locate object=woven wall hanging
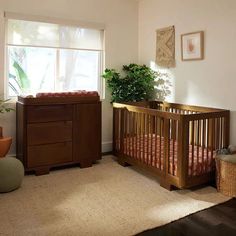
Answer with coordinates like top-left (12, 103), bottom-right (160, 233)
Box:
top-left (156, 25), bottom-right (175, 68)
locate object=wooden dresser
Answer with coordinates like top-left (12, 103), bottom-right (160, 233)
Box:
top-left (16, 95), bottom-right (101, 175)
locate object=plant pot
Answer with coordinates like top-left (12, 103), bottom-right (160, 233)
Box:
top-left (0, 137), bottom-right (12, 158)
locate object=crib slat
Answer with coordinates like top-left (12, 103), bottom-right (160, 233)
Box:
top-left (133, 112), bottom-right (135, 158)
top-left (197, 120), bottom-right (200, 174)
top-left (127, 110), bottom-right (129, 155)
top-left (131, 112), bottom-right (134, 157)
top-left (118, 108), bottom-right (121, 151)
top-left (202, 119), bottom-right (206, 173)
top-left (127, 110), bottom-right (130, 156)
top-left (138, 113), bottom-right (141, 159)
top-left (159, 118), bottom-right (162, 170)
top-left (132, 112), bottom-right (135, 157)
top-left (172, 119), bottom-right (176, 175)
top-left (135, 112), bottom-right (138, 160)
top-left (218, 118), bottom-right (221, 149)
top-left (124, 109), bottom-right (127, 156)
top-left (154, 116), bottom-right (157, 167)
top-left (211, 119), bottom-right (215, 168)
top-left (220, 117), bottom-right (223, 148)
top-left (154, 116), bottom-right (157, 168)
top-left (131, 112), bottom-right (133, 156)
top-left (215, 118), bottom-right (219, 150)
top-left (155, 116), bottom-right (159, 168)
top-left (150, 115), bottom-right (153, 166)
top-left (140, 112), bottom-right (143, 161)
top-left (143, 113), bottom-right (146, 164)
top-left (137, 112), bottom-right (140, 161)
top-left (219, 117), bottom-right (222, 149)
top-left (147, 114), bottom-right (150, 165)
top-left (137, 112), bottom-right (141, 161)
top-left (221, 117), bottom-right (223, 148)
top-left (145, 113), bottom-right (148, 164)
top-left (128, 110), bottom-right (130, 156)
top-left (191, 121), bottom-right (195, 176)
top-left (120, 109), bottom-right (125, 154)
top-left (136, 113), bottom-right (139, 156)
top-left (113, 108), bottom-right (117, 152)
top-left (112, 108), bottom-right (115, 152)
top-left (217, 118), bottom-right (220, 149)
top-left (164, 119), bottom-right (170, 174)
top-left (117, 109), bottom-right (121, 151)
top-left (224, 111), bottom-right (230, 148)
top-left (206, 119), bottom-right (210, 171)
top-left (222, 117), bottom-right (225, 148)
top-left (200, 120), bottom-right (203, 173)
top-left (118, 109), bottom-right (121, 151)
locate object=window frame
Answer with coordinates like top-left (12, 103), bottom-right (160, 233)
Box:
top-left (4, 12), bottom-right (105, 99)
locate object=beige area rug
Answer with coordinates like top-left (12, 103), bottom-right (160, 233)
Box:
top-left (0, 155), bottom-right (230, 236)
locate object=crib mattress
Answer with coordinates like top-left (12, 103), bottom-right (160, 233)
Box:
top-left (121, 134), bottom-right (216, 176)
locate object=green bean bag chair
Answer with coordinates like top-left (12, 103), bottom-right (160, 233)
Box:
top-left (0, 157), bottom-right (24, 193)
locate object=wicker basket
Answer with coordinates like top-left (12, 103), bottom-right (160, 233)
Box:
top-left (216, 155), bottom-right (236, 197)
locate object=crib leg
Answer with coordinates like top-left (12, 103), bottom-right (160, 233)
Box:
top-left (160, 178), bottom-right (174, 191)
top-left (117, 158), bottom-right (130, 167)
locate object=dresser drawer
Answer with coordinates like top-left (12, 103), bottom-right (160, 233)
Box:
top-left (27, 142), bottom-right (72, 168)
top-left (27, 105), bottom-right (72, 123)
top-left (27, 121), bottom-right (72, 145)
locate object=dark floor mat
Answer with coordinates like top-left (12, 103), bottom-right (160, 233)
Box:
top-left (136, 198), bottom-right (236, 236)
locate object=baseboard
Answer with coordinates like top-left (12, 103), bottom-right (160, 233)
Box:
top-left (7, 154), bottom-right (16, 157)
top-left (8, 141), bottom-right (113, 158)
top-left (102, 141), bottom-right (112, 153)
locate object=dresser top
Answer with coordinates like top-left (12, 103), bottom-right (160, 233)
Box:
top-left (17, 95), bottom-right (100, 105)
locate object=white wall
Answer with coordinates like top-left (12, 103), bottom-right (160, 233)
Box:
top-left (0, 0), bottom-right (139, 154)
top-left (3, 0), bottom-right (236, 153)
top-left (139, 0), bottom-right (236, 144)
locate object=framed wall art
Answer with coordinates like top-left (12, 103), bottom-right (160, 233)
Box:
top-left (181, 31), bottom-right (204, 61)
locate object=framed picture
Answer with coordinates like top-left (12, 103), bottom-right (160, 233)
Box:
top-left (181, 31), bottom-right (204, 61)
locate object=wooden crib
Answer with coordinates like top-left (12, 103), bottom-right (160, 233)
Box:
top-left (113, 101), bottom-right (230, 190)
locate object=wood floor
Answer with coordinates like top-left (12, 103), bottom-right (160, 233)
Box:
top-left (136, 198), bottom-right (236, 236)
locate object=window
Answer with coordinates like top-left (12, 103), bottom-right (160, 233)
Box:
top-left (6, 18), bottom-right (104, 97)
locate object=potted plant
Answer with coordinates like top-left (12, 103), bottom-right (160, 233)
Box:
top-left (0, 99), bottom-right (14, 157)
top-left (102, 63), bottom-right (171, 102)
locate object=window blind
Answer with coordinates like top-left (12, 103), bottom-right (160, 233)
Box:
top-left (7, 19), bottom-right (104, 50)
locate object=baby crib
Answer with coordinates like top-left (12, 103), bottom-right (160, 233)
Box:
top-left (113, 101), bottom-right (230, 190)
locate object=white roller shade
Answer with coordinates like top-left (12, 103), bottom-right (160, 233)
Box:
top-left (7, 19), bottom-right (104, 50)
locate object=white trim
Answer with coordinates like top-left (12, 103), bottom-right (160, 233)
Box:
top-left (7, 44), bottom-right (103, 52)
top-left (101, 30), bottom-right (106, 100)
top-left (4, 11), bottom-right (105, 30)
top-left (102, 141), bottom-right (113, 153)
top-left (98, 49), bottom-right (104, 99)
top-left (55, 49), bottom-right (59, 92)
top-left (4, 17), bottom-right (9, 99)
top-left (0, 11), bottom-right (5, 97)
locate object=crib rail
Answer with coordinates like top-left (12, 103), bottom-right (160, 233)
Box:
top-left (151, 101), bottom-right (225, 113)
top-left (113, 101), bottom-right (230, 189)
